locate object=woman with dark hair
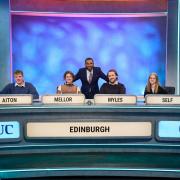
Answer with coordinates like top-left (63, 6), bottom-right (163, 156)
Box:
top-left (57, 71), bottom-right (80, 94)
top-left (144, 72), bottom-right (167, 97)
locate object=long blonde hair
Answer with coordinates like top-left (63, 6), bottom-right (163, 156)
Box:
top-left (146, 72), bottom-right (160, 93)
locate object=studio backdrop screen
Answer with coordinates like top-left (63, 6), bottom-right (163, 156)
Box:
top-left (11, 13), bottom-right (167, 95)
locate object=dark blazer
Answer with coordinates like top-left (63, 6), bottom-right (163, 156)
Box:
top-left (74, 67), bottom-right (107, 99)
top-left (144, 85), bottom-right (167, 97)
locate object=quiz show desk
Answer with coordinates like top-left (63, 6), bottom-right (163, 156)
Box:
top-left (0, 94), bottom-right (180, 179)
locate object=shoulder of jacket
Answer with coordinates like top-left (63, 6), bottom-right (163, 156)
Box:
top-left (102, 83), bottom-right (108, 86)
top-left (81, 67), bottom-right (86, 70)
top-left (79, 68), bottom-right (86, 71)
top-left (95, 67), bottom-right (100, 69)
top-left (6, 83), bottom-right (14, 87)
top-left (118, 82), bottom-right (124, 86)
top-left (25, 82), bottom-right (34, 87)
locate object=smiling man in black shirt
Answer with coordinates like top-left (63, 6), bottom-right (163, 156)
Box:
top-left (100, 69), bottom-right (126, 94)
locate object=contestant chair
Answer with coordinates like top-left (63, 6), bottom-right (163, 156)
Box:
top-left (163, 86), bottom-right (175, 94)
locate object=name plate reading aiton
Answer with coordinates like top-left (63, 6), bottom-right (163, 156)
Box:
top-left (145, 95), bottom-right (180, 105)
top-left (0, 95), bottom-right (32, 105)
top-left (42, 94), bottom-right (85, 105)
top-left (26, 121), bottom-right (152, 138)
top-left (157, 121), bottom-right (180, 141)
top-left (94, 95), bottom-right (137, 105)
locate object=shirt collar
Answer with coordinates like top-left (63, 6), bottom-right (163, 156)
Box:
top-left (15, 81), bottom-right (25, 87)
top-left (64, 83), bottom-right (74, 86)
top-left (109, 80), bottom-right (118, 85)
top-left (86, 69), bottom-right (93, 74)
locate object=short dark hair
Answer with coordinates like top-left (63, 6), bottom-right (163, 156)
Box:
top-left (107, 69), bottom-right (118, 77)
top-left (14, 70), bottom-right (24, 76)
top-left (85, 57), bottom-right (94, 63)
top-left (63, 71), bottom-right (75, 80)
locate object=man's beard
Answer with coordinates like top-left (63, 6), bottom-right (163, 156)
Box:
top-left (109, 79), bottom-right (116, 84)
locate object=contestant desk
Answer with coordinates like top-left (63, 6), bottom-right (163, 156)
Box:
top-left (0, 103), bottom-right (180, 179)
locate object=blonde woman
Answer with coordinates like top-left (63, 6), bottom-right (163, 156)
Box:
top-left (57, 71), bottom-right (80, 94)
top-left (144, 72), bottom-right (167, 97)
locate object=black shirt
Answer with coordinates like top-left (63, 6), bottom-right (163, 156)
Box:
top-left (144, 85), bottom-right (167, 97)
top-left (100, 83), bottom-right (126, 94)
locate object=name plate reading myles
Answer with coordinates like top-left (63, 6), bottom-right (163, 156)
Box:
top-left (145, 95), bottom-right (180, 105)
top-left (94, 95), bottom-right (137, 105)
top-left (42, 94), bottom-right (85, 105)
top-left (0, 95), bottom-right (32, 105)
top-left (26, 122), bottom-right (152, 138)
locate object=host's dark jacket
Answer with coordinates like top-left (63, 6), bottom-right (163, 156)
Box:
top-left (74, 67), bottom-right (107, 99)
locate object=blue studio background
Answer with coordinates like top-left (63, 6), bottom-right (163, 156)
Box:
top-left (11, 14), bottom-right (167, 95)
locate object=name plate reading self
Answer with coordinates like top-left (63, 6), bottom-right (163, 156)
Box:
top-left (42, 94), bottom-right (85, 105)
top-left (146, 95), bottom-right (180, 105)
top-left (26, 122), bottom-right (152, 138)
top-left (94, 95), bottom-right (137, 105)
top-left (0, 95), bottom-right (32, 105)
top-left (158, 121), bottom-right (180, 140)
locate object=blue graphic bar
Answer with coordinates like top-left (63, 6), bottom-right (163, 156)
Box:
top-left (158, 121), bottom-right (180, 138)
top-left (0, 121), bottom-right (20, 139)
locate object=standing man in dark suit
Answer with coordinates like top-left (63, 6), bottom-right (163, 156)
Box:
top-left (74, 57), bottom-right (107, 99)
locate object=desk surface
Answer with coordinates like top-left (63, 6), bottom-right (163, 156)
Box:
top-left (0, 103), bottom-right (180, 110)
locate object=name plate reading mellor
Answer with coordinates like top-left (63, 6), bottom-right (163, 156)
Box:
top-left (26, 122), bottom-right (152, 138)
top-left (94, 95), bottom-right (137, 105)
top-left (145, 95), bottom-right (180, 105)
top-left (42, 94), bottom-right (85, 105)
top-left (0, 95), bottom-right (32, 105)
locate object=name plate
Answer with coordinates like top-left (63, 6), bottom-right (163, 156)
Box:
top-left (42, 94), bottom-right (85, 105)
top-left (145, 95), bottom-right (180, 105)
top-left (26, 121), bottom-right (152, 138)
top-left (94, 95), bottom-right (137, 105)
top-left (157, 121), bottom-right (180, 141)
top-left (0, 95), bottom-right (32, 105)
top-left (0, 121), bottom-right (20, 141)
